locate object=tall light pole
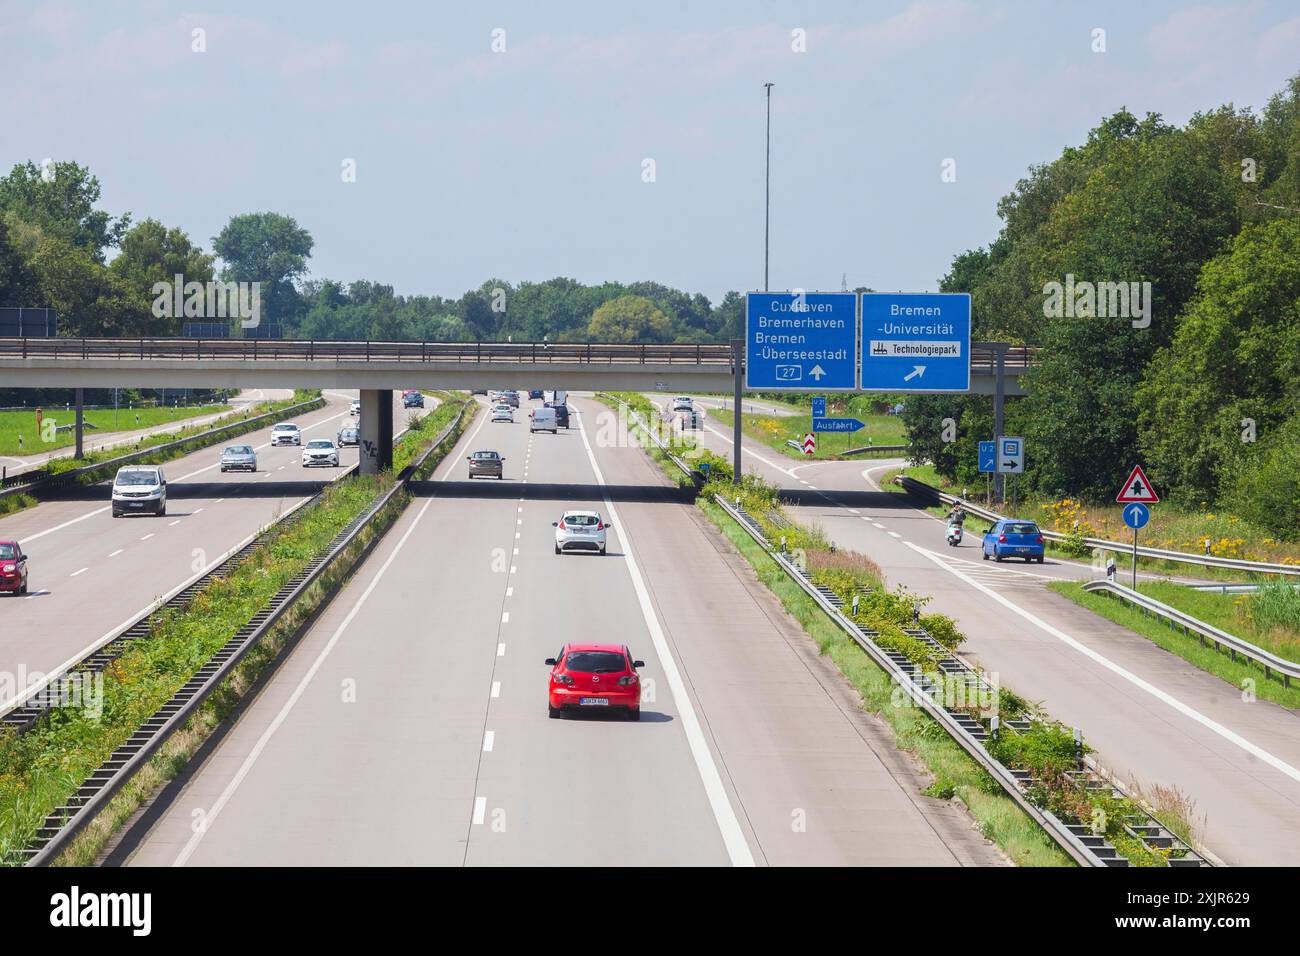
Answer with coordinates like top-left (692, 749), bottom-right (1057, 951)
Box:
top-left (764, 82), bottom-right (774, 291)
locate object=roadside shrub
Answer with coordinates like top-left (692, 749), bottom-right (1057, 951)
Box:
top-left (918, 613), bottom-right (964, 650)
top-left (1245, 580), bottom-right (1300, 637)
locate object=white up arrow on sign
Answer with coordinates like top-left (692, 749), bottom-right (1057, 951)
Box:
top-left (809, 365), bottom-right (827, 381)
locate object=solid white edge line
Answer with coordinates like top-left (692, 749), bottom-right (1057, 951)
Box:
top-left (905, 541), bottom-right (1300, 785)
top-left (172, 497), bottom-right (437, 866)
top-left (577, 407), bottom-right (755, 867)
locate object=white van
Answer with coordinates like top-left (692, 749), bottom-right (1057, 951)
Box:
top-left (530, 406), bottom-right (558, 434)
top-left (111, 465), bottom-right (167, 517)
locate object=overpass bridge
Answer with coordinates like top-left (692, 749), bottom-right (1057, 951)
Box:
top-left (0, 337), bottom-right (1033, 474)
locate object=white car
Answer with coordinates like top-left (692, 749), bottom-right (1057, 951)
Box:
top-left (349, 400), bottom-right (360, 416)
top-left (553, 510), bottom-right (610, 555)
top-left (271, 422), bottom-right (302, 446)
top-left (302, 439), bottom-right (339, 467)
top-left (491, 404), bottom-right (514, 423)
top-left (530, 406), bottom-right (558, 433)
top-left (671, 396), bottom-right (694, 412)
top-left (111, 465), bottom-right (167, 518)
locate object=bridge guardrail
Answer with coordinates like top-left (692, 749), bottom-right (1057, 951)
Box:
top-left (0, 337), bottom-right (1035, 374)
top-left (896, 475), bottom-right (1300, 577)
top-left (1082, 579), bottom-right (1300, 686)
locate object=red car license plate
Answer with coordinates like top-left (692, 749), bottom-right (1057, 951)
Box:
top-left (579, 697), bottom-right (608, 706)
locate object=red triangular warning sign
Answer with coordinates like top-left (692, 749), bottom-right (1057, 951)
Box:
top-left (1116, 464), bottom-right (1159, 503)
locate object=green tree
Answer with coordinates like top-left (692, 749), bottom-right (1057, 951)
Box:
top-left (0, 161), bottom-right (129, 262)
top-left (0, 218), bottom-right (39, 306)
top-left (212, 213), bottom-right (313, 333)
top-left (1137, 217), bottom-right (1300, 502)
top-left (587, 295), bottom-right (673, 342)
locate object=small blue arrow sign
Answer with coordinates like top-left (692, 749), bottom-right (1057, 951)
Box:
top-left (812, 417), bottom-right (864, 433)
top-left (1122, 502), bottom-right (1150, 530)
top-left (811, 396), bottom-right (827, 418)
top-left (978, 440), bottom-right (996, 473)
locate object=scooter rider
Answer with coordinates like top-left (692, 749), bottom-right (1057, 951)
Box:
top-left (946, 504), bottom-right (967, 527)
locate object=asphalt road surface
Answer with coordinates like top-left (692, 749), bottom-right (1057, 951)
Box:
top-left (685, 411), bottom-right (1300, 865)
top-left (115, 393), bottom-right (1002, 866)
top-left (0, 390), bottom-right (419, 715)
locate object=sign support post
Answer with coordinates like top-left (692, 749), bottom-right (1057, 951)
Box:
top-left (732, 339), bottom-right (743, 485)
top-left (1132, 526), bottom-right (1139, 590)
top-left (74, 387), bottom-right (84, 460)
top-left (1117, 467), bottom-right (1158, 590)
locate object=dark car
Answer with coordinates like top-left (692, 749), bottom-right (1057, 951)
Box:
top-left (982, 519), bottom-right (1046, 563)
top-left (528, 389), bottom-right (544, 400)
top-left (402, 390), bottom-right (425, 408)
top-left (544, 402), bottom-right (570, 428)
top-left (467, 450), bottom-right (505, 479)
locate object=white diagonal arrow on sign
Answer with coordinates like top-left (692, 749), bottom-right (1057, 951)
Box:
top-left (903, 365), bottom-right (925, 382)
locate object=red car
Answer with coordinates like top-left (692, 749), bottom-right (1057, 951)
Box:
top-left (0, 540), bottom-right (29, 595)
top-left (546, 643), bottom-right (645, 720)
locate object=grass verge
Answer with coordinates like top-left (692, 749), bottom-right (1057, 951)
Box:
top-left (1049, 580), bottom-right (1300, 711)
top-left (707, 406), bottom-right (906, 461)
top-left (0, 403), bottom-right (233, 458)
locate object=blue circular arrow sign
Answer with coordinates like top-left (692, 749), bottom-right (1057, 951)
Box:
top-left (1122, 502), bottom-right (1150, 530)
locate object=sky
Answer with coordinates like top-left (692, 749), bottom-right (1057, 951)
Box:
top-left (2, 1), bottom-right (1298, 304)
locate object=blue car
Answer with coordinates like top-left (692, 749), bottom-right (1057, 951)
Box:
top-left (982, 519), bottom-right (1046, 563)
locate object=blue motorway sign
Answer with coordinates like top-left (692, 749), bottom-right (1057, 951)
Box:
top-left (978, 440), bottom-right (996, 473)
top-left (1122, 502), bottom-right (1150, 530)
top-left (746, 292), bottom-right (857, 391)
top-left (812, 417), bottom-right (864, 433)
top-left (860, 293), bottom-right (971, 392)
top-left (811, 396), bottom-right (827, 418)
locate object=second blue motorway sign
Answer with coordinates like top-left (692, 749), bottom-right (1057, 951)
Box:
top-left (860, 293), bottom-right (971, 392)
top-left (746, 292), bottom-right (857, 391)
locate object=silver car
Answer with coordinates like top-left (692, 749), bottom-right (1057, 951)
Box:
top-left (491, 404), bottom-right (514, 423)
top-left (219, 444), bottom-right (257, 472)
top-left (336, 425), bottom-right (359, 447)
top-left (467, 450), bottom-right (504, 479)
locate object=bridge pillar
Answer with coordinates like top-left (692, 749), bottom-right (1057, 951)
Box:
top-left (359, 389), bottom-right (393, 475)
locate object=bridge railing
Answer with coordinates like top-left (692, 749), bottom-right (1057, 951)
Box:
top-left (0, 337), bottom-right (1036, 373)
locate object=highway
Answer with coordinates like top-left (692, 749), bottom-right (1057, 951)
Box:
top-left (115, 394), bottom-right (1003, 866)
top-left (0, 390), bottom-right (419, 715)
top-left (683, 406), bottom-right (1300, 865)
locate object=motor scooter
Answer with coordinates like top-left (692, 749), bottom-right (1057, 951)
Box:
top-left (946, 521), bottom-right (963, 547)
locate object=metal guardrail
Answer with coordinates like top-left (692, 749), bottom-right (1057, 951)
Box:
top-left (0, 337), bottom-right (1035, 375)
top-left (712, 493), bottom-right (1210, 868)
top-left (609, 390), bottom-right (1204, 867)
top-left (709, 494), bottom-right (1105, 867)
top-left (896, 475), bottom-right (1300, 577)
top-left (0, 397), bottom-right (323, 499)
top-left (1082, 579), bottom-right (1300, 687)
top-left (596, 393), bottom-right (699, 482)
top-left (20, 401), bottom-right (473, 865)
top-left (782, 438), bottom-right (906, 456)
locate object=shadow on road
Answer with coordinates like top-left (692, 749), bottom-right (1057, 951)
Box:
top-left (413, 480), bottom-right (693, 505)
